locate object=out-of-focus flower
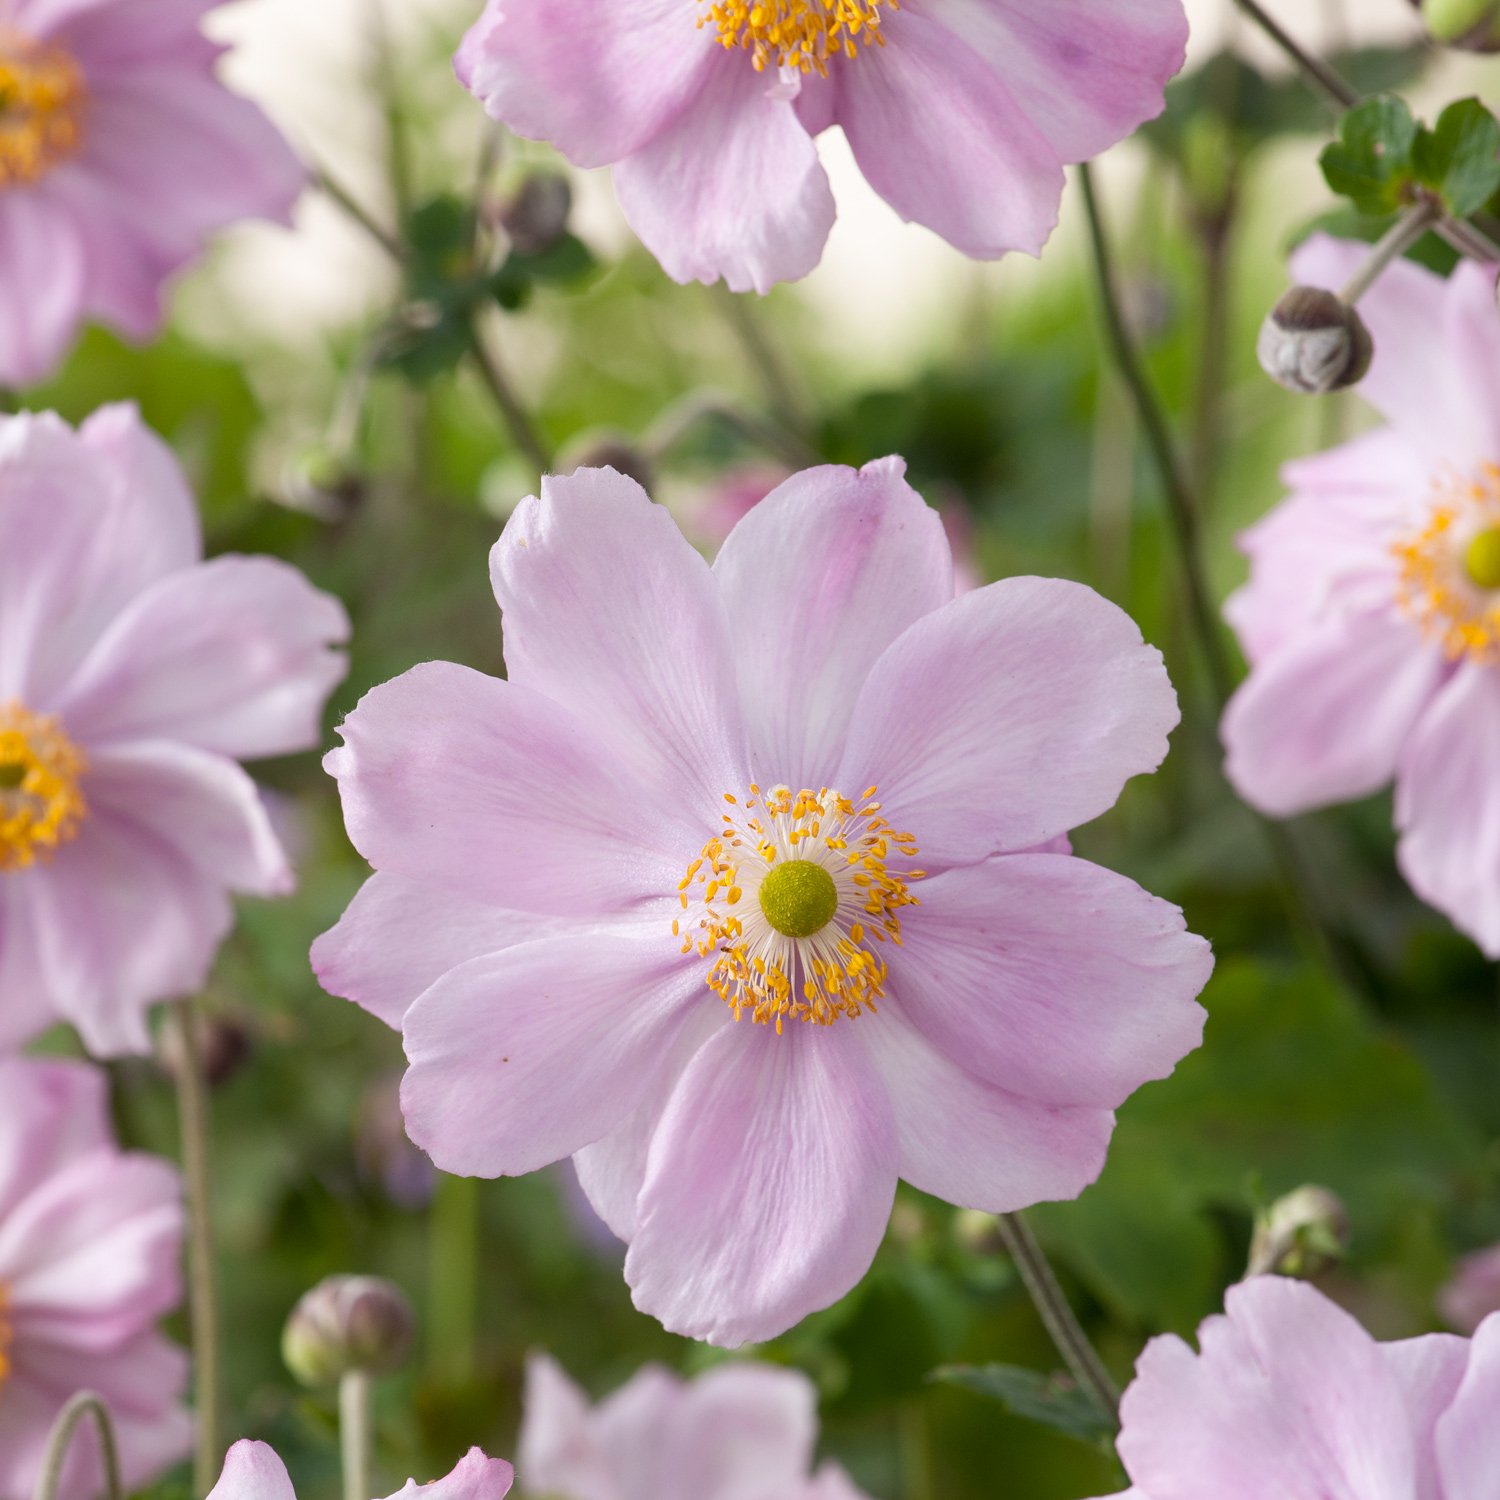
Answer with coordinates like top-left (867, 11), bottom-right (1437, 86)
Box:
top-left (520, 1354), bottom-right (870, 1500)
top-left (1088, 1275), bottom-right (1500, 1500)
top-left (0, 0), bottom-right (304, 387)
top-left (1223, 236), bottom-right (1500, 954)
top-left (0, 1056), bottom-right (190, 1500)
top-left (0, 404), bottom-right (348, 1054)
top-left (282, 1275), bottom-right (414, 1387)
top-left (1441, 1243), bottom-right (1500, 1333)
top-left (1245, 1184), bottom-right (1350, 1280)
top-left (315, 458), bottom-right (1211, 1347)
top-left (207, 1441), bottom-right (513, 1500)
top-left (455, 0), bottom-right (1187, 292)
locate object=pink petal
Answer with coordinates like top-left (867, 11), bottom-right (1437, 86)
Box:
top-left (328, 662), bottom-right (693, 916)
top-left (1223, 606), bottom-right (1444, 817)
top-left (614, 51), bottom-right (835, 293)
top-left (884, 853), bottom-right (1208, 1109)
top-left (1441, 261), bottom-right (1500, 464)
top-left (838, 577), bottom-right (1178, 864)
top-left (1382, 1332), bottom-right (1471, 1500)
top-left (518, 1354), bottom-right (618, 1500)
top-left (589, 1364), bottom-right (686, 1500)
top-left (456, 0), bottom-right (711, 169)
top-left (1435, 1312), bottom-right (1500, 1497)
top-left (400, 928), bottom-right (704, 1178)
top-left (1396, 660), bottom-right (1500, 955)
top-left (0, 1058), bottom-right (113, 1222)
top-left (22, 0), bottom-right (218, 70)
top-left (0, 188), bottom-right (86, 387)
top-left (803, 1466), bottom-right (876, 1500)
top-left (492, 467), bottom-right (748, 809)
top-left (711, 456), bottom-right (952, 790)
top-left (0, 882), bottom-right (56, 1052)
top-left (859, 1001), bottom-right (1114, 1212)
top-left (834, 9), bottom-right (1062, 259)
top-left (207, 1442), bottom-right (297, 1500)
top-left (57, 554), bottom-right (349, 759)
top-left (385, 1450), bottom-right (515, 1500)
top-left (625, 1022), bottom-right (897, 1347)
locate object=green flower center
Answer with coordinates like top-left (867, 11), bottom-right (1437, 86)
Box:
top-left (1466, 527), bottom-right (1500, 590)
top-left (758, 858), bottom-right (839, 939)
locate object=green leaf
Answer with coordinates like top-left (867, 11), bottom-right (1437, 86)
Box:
top-left (932, 1365), bottom-right (1115, 1446)
top-left (1413, 97), bottom-right (1500, 216)
top-left (1321, 95), bottom-right (1421, 214)
top-left (489, 234), bottom-right (599, 310)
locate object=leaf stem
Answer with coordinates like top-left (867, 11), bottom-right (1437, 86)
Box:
top-left (34, 1394), bottom-right (124, 1500)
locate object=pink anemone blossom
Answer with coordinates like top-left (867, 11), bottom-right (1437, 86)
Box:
top-left (207, 1441), bottom-right (513, 1500)
top-left (0, 1056), bottom-right (190, 1500)
top-left (520, 1353), bottom-right (870, 1500)
top-left (316, 458), bottom-right (1211, 1346)
top-left (455, 0), bottom-right (1188, 292)
top-left (0, 404), bottom-right (348, 1054)
top-left (1091, 1274), bottom-right (1500, 1500)
top-left (1223, 236), bottom-right (1500, 954)
top-left (0, 0), bottom-right (304, 387)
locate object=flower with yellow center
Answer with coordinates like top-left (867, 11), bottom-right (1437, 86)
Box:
top-left (698, 0), bottom-right (897, 73)
top-left (0, 702), bottom-right (86, 872)
top-left (0, 31), bottom-right (86, 186)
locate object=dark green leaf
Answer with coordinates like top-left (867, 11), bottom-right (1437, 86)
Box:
top-left (931, 1365), bottom-right (1115, 1445)
top-left (1413, 97), bottom-right (1500, 216)
top-left (1321, 95), bottom-right (1421, 214)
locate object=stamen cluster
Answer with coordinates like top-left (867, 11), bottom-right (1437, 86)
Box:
top-left (0, 702), bottom-right (87, 871)
top-left (698, 0), bottom-right (896, 75)
top-left (675, 784), bottom-right (922, 1031)
top-left (0, 33), bottom-right (86, 186)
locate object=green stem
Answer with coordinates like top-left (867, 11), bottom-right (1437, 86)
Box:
top-left (1338, 200), bottom-right (1442, 304)
top-left (34, 1393), bottom-right (124, 1500)
top-left (166, 999), bottom-right (221, 1496)
top-left (466, 321), bottom-right (553, 475)
top-left (711, 284), bottom-right (811, 444)
top-left (427, 1174), bottom-right (479, 1384)
top-left (995, 1215), bottom-right (1119, 1422)
top-left (340, 1370), bottom-right (373, 1500)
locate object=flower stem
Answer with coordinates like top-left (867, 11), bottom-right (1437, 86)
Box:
top-left (427, 1173), bottom-right (479, 1384)
top-left (994, 1215), bottom-right (1119, 1422)
top-left (166, 998), bottom-right (221, 1496)
top-left (465, 319), bottom-right (553, 475)
top-left (339, 1370), bottom-right (373, 1500)
top-left (34, 1393), bottom-right (124, 1500)
top-left (1338, 200), bottom-right (1442, 304)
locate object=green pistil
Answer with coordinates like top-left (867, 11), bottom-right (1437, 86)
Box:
top-left (1466, 527), bottom-right (1500, 590)
top-left (758, 859), bottom-right (838, 939)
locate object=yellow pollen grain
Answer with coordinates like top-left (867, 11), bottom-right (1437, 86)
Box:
top-left (0, 31), bottom-right (87, 187)
top-left (698, 0), bottom-right (897, 75)
top-left (0, 702), bottom-right (87, 872)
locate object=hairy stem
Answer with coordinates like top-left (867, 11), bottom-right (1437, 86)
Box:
top-left (340, 1370), bottom-right (373, 1500)
top-left (34, 1394), bottom-right (124, 1500)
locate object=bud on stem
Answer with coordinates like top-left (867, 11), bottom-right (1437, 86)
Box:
top-left (283, 1275), bottom-right (414, 1387)
top-left (1410, 0), bottom-right (1500, 50)
top-left (1247, 1184), bottom-right (1350, 1280)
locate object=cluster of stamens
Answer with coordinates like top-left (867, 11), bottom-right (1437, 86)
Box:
top-left (0, 702), bottom-right (87, 872)
top-left (1393, 465), bottom-right (1500, 664)
top-left (0, 31), bottom-right (86, 186)
top-left (675, 784), bottom-right (922, 1031)
top-left (698, 0), bottom-right (896, 75)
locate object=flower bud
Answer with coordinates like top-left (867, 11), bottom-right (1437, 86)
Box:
top-left (1409, 0), bottom-right (1500, 51)
top-left (1257, 287), bottom-right (1373, 395)
top-left (282, 1275), bottom-right (414, 1387)
top-left (157, 1013), bottom-right (252, 1088)
top-left (498, 171), bottom-right (573, 256)
top-left (558, 431), bottom-right (654, 493)
top-left (1247, 1185), bottom-right (1350, 1280)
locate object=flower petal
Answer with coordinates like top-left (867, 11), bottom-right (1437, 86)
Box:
top-left (518, 1354), bottom-right (618, 1500)
top-left (1435, 1312), bottom-right (1500, 1498)
top-left (0, 894), bottom-right (69, 1060)
top-left (207, 1442), bottom-right (297, 1500)
top-left (16, 0), bottom-right (218, 68)
top-left (613, 52), bottom-right (835, 293)
top-left (0, 1058), bottom-right (112, 1222)
top-left (400, 929), bottom-right (704, 1178)
top-left (712, 456), bottom-right (952, 790)
top-left (884, 853), bottom-right (1208, 1109)
top-left (838, 577), bottom-right (1178, 863)
top-left (385, 1450), bottom-right (515, 1500)
top-left (1382, 1332), bottom-right (1470, 1500)
top-left (625, 1021), bottom-right (897, 1347)
top-left (0, 188), bottom-right (86, 387)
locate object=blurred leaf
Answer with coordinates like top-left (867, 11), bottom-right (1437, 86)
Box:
top-left (1321, 96), bottom-right (1421, 214)
top-left (1412, 98), bottom-right (1500, 216)
top-left (490, 234), bottom-right (599, 311)
top-left (931, 1365), bottom-right (1114, 1446)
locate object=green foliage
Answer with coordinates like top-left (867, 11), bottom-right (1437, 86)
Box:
top-left (930, 1365), bottom-right (1115, 1447)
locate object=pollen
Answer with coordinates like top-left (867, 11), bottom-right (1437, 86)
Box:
top-left (1393, 465), bottom-right (1500, 664)
top-left (0, 702), bottom-right (87, 872)
top-left (698, 0), bottom-right (897, 75)
top-left (677, 784), bottom-right (922, 1031)
top-left (0, 31), bottom-right (87, 187)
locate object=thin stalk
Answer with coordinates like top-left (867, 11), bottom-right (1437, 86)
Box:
top-left (314, 169), bottom-right (406, 264)
top-left (995, 1215), bottom-right (1119, 1422)
top-left (340, 1370), bottom-right (373, 1500)
top-left (466, 321), bottom-right (552, 474)
top-left (1339, 200), bottom-right (1442, 304)
top-left (711, 284), bottom-right (810, 442)
top-left (427, 1174), bottom-right (479, 1384)
top-left (34, 1393), bottom-right (124, 1500)
top-left (166, 999), bottom-right (221, 1496)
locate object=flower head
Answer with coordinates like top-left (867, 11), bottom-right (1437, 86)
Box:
top-left (455, 0), bottom-right (1187, 291)
top-left (0, 1057), bottom-right (190, 1500)
top-left (1091, 1275), bottom-right (1500, 1500)
top-left (0, 404), bottom-right (348, 1054)
top-left (0, 0), bottom-right (304, 387)
top-left (208, 1441), bottom-right (513, 1500)
top-left (315, 458), bottom-right (1210, 1346)
top-left (1222, 236), bottom-right (1500, 954)
top-left (520, 1353), bottom-right (870, 1500)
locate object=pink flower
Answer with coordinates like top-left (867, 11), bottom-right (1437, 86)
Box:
top-left (0, 0), bottom-right (304, 387)
top-left (1091, 1275), bottom-right (1500, 1500)
top-left (207, 1441), bottom-right (513, 1500)
top-left (315, 458), bottom-right (1210, 1346)
top-left (520, 1353), bottom-right (870, 1500)
top-left (455, 0), bottom-right (1187, 292)
top-left (1222, 236), bottom-right (1500, 953)
top-left (1441, 1244), bottom-right (1500, 1334)
top-left (0, 404), bottom-right (348, 1054)
top-left (0, 1056), bottom-right (190, 1500)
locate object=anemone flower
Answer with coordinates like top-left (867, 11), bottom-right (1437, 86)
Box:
top-left (208, 1442), bottom-right (512, 1500)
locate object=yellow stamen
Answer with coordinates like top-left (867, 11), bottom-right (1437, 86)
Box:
top-left (0, 31), bottom-right (86, 187)
top-left (0, 702), bottom-right (87, 871)
top-left (698, 0), bottom-right (898, 75)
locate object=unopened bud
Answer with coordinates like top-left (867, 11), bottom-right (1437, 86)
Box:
top-left (1247, 1185), bottom-right (1350, 1280)
top-left (1258, 287), bottom-right (1373, 395)
top-left (1410, 0), bottom-right (1500, 50)
top-left (559, 431), bottom-right (654, 493)
top-left (499, 172), bottom-right (573, 256)
top-left (282, 1275), bottom-right (413, 1387)
top-left (158, 1013), bottom-right (252, 1089)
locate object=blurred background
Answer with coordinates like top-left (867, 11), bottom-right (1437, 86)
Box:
top-left (30, 0), bottom-right (1500, 1496)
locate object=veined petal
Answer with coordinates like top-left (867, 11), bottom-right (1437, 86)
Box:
top-left (206, 1443), bottom-right (297, 1500)
top-left (1434, 1314), bottom-right (1500, 1498)
top-left (0, 1057), bottom-right (112, 1222)
top-left (0, 189), bottom-right (86, 389)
